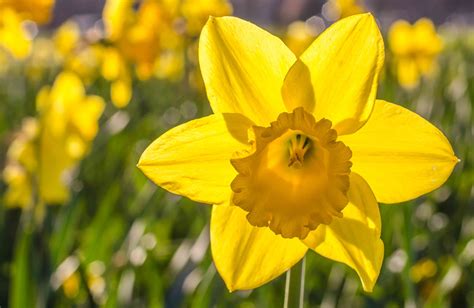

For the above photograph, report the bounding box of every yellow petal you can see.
[199,16,295,126]
[304,173,383,292]
[138,113,252,205]
[282,13,384,135]
[340,100,458,204]
[211,204,307,291]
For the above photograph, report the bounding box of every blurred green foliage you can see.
[0,23,473,308]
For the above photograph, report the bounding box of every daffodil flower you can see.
[0,8,31,59]
[389,18,443,88]
[284,20,320,57]
[138,14,457,292]
[0,0,55,59]
[324,0,365,21]
[3,72,104,208]
[0,0,55,25]
[37,72,104,203]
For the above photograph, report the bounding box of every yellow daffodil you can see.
[155,49,184,81]
[54,20,80,57]
[0,0,54,58]
[0,0,55,25]
[284,20,320,57]
[103,0,166,80]
[36,72,104,203]
[323,0,365,21]
[102,0,134,42]
[410,258,437,283]
[3,118,39,208]
[0,8,31,59]
[65,44,103,85]
[102,0,174,104]
[62,272,80,299]
[181,0,232,35]
[389,18,443,88]
[101,47,132,108]
[36,72,104,202]
[138,14,457,292]
[103,0,232,84]
[3,164,33,207]
[3,71,105,207]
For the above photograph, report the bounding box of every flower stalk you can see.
[284,256,306,308]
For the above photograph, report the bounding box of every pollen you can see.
[230,107,352,239]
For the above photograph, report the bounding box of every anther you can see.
[288,134,311,169]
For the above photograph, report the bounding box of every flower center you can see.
[230,107,352,239]
[288,133,311,169]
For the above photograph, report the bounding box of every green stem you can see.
[284,256,305,308]
[402,203,415,306]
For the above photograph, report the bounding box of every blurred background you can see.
[0,0,472,307]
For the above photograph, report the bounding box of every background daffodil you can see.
[284,20,321,57]
[3,71,105,207]
[323,0,365,21]
[139,14,457,292]
[389,18,444,89]
[0,0,55,59]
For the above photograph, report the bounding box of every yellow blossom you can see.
[103,0,167,80]
[3,118,39,208]
[389,18,443,88]
[102,0,174,104]
[2,71,105,207]
[102,0,134,42]
[0,0,55,25]
[0,8,31,59]
[103,0,232,83]
[155,49,184,81]
[62,272,80,298]
[37,71,104,156]
[111,77,132,108]
[36,72,104,203]
[3,165,32,207]
[54,20,80,57]
[138,15,457,292]
[65,44,103,85]
[101,47,132,108]
[0,0,55,58]
[410,258,437,283]
[324,0,365,21]
[284,20,320,57]
[181,0,232,35]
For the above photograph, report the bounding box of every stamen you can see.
[288,134,311,169]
